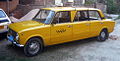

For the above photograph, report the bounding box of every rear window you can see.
[0,10,6,18]
[89,11,101,20]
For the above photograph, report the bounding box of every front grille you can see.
[8,28,17,38]
[7,28,19,44]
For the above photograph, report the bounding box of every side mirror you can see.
[101,17,105,19]
[51,20,58,26]
[51,19,57,24]
[51,22,55,26]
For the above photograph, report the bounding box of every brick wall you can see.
[16,0,106,19]
[0,0,19,13]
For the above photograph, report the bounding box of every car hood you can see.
[9,20,44,32]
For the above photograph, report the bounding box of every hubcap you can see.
[101,31,106,39]
[28,41,40,54]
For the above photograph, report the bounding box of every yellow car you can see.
[7,7,115,56]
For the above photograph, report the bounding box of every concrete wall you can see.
[85,3,106,12]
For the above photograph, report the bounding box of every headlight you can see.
[15,33,19,41]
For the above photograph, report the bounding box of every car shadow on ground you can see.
[0,33,96,59]
[0,33,25,59]
[44,37,97,52]
[6,37,97,57]
[0,37,98,61]
[0,32,7,40]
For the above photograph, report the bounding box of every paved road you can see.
[0,23,120,61]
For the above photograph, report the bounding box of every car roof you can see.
[42,7,100,11]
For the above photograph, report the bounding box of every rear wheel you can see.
[97,29,109,42]
[24,38,43,57]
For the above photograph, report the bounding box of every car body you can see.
[7,7,115,56]
[0,9,11,33]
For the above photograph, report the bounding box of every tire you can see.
[24,38,43,57]
[97,29,109,42]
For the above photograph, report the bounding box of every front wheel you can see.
[24,38,43,57]
[97,29,109,42]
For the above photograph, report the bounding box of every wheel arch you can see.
[98,27,108,36]
[102,28,108,31]
[26,35,45,47]
[23,35,44,57]
[97,27,109,42]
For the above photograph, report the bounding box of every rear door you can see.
[73,10,90,40]
[89,10,103,37]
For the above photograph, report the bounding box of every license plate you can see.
[8,35,14,42]
[0,26,4,29]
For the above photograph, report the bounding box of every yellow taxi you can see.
[7,7,115,56]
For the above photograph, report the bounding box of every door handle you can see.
[67,25,72,28]
[86,23,90,26]
[100,22,104,24]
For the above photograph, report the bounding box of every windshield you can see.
[0,10,9,23]
[33,10,55,24]
[0,10,6,18]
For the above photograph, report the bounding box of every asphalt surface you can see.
[0,22,120,61]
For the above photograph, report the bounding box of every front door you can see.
[50,11,73,45]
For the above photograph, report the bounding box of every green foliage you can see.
[85,0,97,5]
[85,1,94,5]
[106,0,118,14]
[85,0,120,14]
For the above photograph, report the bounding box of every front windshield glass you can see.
[0,10,6,18]
[33,10,55,24]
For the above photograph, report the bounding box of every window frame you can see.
[33,9,55,24]
[88,10,103,21]
[74,10,89,22]
[52,11,72,24]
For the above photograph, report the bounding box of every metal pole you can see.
[6,0,10,16]
[94,0,97,8]
[44,0,46,7]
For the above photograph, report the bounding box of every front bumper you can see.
[7,35,24,47]
[0,28,8,33]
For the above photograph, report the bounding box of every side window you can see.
[53,11,71,24]
[74,11,88,22]
[89,11,101,20]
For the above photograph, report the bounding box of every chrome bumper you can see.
[7,35,24,47]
